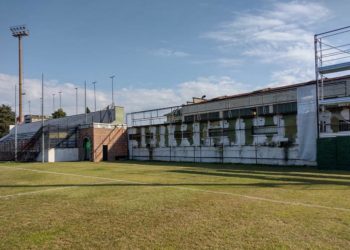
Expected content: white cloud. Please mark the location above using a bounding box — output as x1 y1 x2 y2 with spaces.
0 73 251 115
269 67 315 87
192 58 242 68
0 73 110 116
151 48 189 57
203 1 331 85
118 76 251 112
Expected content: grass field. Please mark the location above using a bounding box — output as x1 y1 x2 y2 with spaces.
0 161 349 249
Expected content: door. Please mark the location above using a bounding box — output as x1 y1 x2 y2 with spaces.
103 145 108 161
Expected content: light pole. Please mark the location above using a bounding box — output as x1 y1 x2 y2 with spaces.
41 73 45 163
75 87 78 115
28 100 31 115
92 81 97 112
14 85 17 162
110 75 115 106
10 25 29 124
84 81 87 123
52 93 56 113
58 91 62 109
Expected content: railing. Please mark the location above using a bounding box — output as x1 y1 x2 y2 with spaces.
17 127 43 161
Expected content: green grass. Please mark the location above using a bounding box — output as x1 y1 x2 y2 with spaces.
0 161 349 249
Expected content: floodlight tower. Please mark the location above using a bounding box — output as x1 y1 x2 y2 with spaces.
10 25 29 123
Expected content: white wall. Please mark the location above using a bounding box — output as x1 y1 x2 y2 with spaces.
36 148 79 162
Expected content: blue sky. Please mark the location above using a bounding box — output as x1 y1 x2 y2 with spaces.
1 0 350 115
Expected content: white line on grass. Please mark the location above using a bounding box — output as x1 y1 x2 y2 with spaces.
1 165 350 212
0 186 74 199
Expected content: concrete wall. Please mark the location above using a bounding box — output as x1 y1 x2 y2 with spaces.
127 112 312 165
36 148 79 162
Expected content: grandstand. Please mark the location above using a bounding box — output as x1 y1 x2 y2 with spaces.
0 106 128 162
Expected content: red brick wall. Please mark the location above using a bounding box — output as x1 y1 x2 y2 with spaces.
78 126 128 162
91 127 128 162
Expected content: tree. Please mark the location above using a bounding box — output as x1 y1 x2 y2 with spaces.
52 108 67 119
86 107 91 113
0 104 15 138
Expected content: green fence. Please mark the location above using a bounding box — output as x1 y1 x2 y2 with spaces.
317 136 350 170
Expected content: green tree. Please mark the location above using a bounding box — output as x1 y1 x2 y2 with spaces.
0 104 15 138
52 108 67 119
86 107 91 113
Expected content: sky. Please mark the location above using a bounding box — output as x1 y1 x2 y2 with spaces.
1 0 350 115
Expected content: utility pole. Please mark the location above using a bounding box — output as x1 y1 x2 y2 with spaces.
52 93 56 113
28 100 31 115
110 75 115 106
41 73 45 163
92 81 97 112
10 25 29 124
75 88 78 115
84 81 87 123
14 85 17 162
58 91 62 109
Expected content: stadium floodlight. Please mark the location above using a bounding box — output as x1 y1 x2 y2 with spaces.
10 24 29 124
10 25 29 37
110 75 116 106
92 81 97 112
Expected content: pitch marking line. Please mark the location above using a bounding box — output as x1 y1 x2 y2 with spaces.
1 165 349 212
0 186 75 199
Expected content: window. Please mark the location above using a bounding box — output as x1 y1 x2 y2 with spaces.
174 130 182 139
183 131 193 139
273 102 297 114
209 128 222 137
253 126 278 135
339 120 350 132
208 112 220 120
257 105 271 115
184 115 194 123
145 132 153 140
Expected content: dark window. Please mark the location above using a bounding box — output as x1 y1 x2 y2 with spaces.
273 102 297 114
129 134 141 140
209 128 222 137
174 130 182 139
145 132 153 140
252 126 278 135
183 131 193 138
339 120 350 131
257 105 270 115
208 112 220 120
200 113 209 121
184 115 194 123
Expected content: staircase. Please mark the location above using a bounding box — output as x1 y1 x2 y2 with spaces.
17 127 43 162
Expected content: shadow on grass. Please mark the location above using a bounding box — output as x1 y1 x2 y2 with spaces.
168 169 350 186
0 183 280 188
115 160 350 180
118 160 350 174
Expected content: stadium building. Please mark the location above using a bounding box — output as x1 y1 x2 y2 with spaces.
0 106 128 162
127 75 350 168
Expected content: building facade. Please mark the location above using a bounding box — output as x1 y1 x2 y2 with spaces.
0 106 128 162
127 76 350 167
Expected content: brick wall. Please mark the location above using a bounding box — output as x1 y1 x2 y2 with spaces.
91 127 128 162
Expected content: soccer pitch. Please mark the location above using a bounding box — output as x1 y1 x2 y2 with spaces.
0 161 349 249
